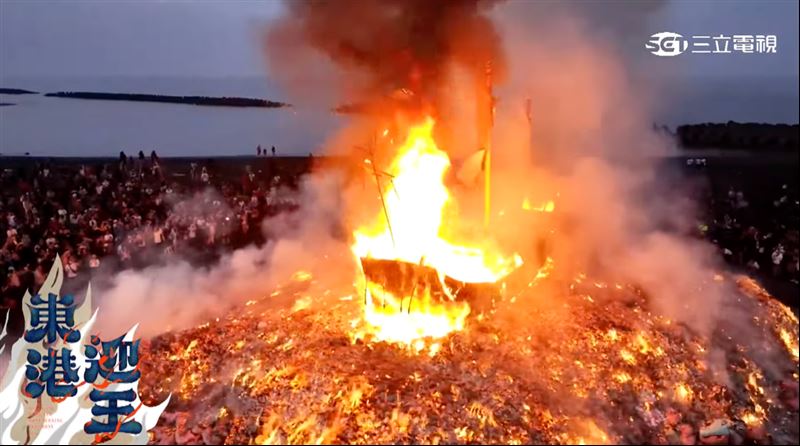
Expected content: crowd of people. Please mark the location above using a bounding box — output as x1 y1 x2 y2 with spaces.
1 152 302 335
702 182 799 286
2 153 797 330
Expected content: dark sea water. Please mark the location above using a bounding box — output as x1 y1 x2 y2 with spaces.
0 76 343 157
1 75 797 157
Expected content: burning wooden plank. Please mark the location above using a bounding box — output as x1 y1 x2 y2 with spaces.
360 257 502 309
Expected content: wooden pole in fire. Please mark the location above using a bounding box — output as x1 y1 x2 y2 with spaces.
370 131 396 249
483 60 494 231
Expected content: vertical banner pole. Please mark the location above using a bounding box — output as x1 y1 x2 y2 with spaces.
483 60 494 231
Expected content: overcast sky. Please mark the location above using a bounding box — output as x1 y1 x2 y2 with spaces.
0 0 796 155
1 0 797 80
1 0 282 78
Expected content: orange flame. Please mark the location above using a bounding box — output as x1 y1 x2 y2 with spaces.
779 328 799 361
357 282 470 348
351 117 518 347
522 197 555 213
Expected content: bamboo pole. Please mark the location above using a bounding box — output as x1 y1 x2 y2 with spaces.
484 138 491 230
483 60 494 231
369 133 396 249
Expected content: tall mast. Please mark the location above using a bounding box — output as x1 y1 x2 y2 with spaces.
482 60 495 231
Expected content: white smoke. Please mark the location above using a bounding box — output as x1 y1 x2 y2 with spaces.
94 171 355 338
474 1 774 346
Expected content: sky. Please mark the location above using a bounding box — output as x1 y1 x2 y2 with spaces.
1 0 797 79
0 0 282 78
0 0 798 126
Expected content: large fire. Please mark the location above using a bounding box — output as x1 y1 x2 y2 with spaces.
130 85 799 446
130 117 799 446
351 117 521 347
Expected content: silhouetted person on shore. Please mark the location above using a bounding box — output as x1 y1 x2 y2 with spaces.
135 150 145 172
271 146 276 157
150 150 159 164
257 145 262 156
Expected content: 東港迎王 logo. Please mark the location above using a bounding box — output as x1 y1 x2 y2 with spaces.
0 257 170 445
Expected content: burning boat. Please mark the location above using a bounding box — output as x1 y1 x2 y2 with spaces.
349 116 525 348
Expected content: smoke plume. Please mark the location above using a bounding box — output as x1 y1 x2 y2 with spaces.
264 0 506 112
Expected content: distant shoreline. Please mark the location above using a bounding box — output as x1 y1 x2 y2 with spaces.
42 91 290 108
1 86 290 108
0 88 38 94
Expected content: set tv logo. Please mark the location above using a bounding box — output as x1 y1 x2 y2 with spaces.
645 32 689 57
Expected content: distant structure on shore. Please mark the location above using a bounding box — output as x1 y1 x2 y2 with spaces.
677 122 798 151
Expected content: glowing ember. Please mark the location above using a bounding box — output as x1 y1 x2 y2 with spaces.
561 419 612 445
779 328 799 361
674 383 694 403
522 197 556 212
741 412 761 427
292 270 313 282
